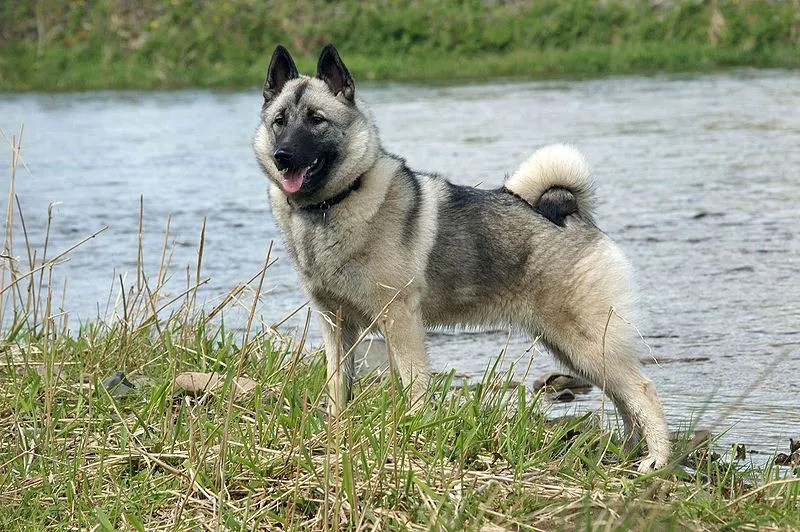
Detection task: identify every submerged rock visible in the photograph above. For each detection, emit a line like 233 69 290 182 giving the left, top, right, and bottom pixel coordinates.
533 372 592 394
774 452 800 467
732 443 747 461
550 389 576 403
775 438 800 467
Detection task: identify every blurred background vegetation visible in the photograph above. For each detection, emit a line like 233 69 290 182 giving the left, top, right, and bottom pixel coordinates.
1 0 799 90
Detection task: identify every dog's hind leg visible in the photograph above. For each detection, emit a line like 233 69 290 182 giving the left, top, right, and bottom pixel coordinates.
545 323 670 471
536 242 670 471
606 366 669 472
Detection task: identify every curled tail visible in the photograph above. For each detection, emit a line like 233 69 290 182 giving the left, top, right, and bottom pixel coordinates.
503 144 596 226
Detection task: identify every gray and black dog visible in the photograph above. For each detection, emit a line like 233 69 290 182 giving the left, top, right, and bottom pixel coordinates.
254 44 670 471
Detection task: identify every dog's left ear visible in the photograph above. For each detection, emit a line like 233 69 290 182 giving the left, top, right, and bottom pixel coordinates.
263 45 299 106
317 44 355 103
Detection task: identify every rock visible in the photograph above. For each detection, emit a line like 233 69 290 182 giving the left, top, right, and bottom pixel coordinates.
98 372 157 398
173 371 257 400
173 372 222 395
533 372 592 394
550 389 575 403
101 370 137 398
774 438 800 467
732 443 746 461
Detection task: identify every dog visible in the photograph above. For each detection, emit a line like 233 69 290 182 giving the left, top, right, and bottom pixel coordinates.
253 44 670 471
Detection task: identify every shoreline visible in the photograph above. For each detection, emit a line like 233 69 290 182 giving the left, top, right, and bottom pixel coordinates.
3 44 800 92
2 316 798 529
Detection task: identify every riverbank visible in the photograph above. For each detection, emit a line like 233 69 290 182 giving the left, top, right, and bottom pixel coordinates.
2 0 799 91
1 316 799 529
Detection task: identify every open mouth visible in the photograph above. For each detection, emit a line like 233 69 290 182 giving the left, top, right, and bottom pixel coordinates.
279 157 325 194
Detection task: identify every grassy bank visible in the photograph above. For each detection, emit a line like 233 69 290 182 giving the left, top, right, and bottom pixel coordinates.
1 0 800 91
1 137 799 530
3 317 800 530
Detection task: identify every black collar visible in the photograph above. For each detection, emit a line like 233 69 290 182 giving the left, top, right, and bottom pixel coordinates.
295 176 362 212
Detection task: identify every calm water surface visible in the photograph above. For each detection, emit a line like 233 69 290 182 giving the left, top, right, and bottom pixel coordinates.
1 70 798 456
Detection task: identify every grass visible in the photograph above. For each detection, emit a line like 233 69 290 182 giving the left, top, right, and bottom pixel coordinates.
1 132 799 529
2 0 800 91
4 43 800 92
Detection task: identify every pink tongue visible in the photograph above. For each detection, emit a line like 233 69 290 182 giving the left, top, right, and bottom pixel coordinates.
282 167 308 194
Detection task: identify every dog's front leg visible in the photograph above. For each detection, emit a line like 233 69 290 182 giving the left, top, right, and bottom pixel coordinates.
380 296 431 408
318 310 359 417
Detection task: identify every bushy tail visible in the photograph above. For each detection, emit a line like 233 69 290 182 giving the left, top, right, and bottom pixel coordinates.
504 144 596 225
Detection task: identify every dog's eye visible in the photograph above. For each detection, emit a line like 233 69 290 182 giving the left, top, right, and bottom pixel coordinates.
308 112 326 125
273 114 285 127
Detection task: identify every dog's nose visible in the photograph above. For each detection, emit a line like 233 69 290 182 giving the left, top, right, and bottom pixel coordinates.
273 148 294 169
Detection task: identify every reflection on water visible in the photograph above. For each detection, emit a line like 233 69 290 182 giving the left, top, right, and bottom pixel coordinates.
1 69 798 455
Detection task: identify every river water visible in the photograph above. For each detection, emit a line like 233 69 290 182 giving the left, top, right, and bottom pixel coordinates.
1 70 798 458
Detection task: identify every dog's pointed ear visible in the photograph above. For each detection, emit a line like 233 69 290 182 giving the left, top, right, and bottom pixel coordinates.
263 45 298 106
316 44 355 103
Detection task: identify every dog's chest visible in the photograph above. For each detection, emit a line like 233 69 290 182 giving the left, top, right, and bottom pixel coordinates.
280 212 366 288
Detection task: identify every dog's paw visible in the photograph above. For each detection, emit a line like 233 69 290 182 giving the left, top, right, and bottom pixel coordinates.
636 454 668 473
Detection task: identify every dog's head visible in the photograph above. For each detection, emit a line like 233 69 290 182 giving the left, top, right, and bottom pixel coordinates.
254 44 379 205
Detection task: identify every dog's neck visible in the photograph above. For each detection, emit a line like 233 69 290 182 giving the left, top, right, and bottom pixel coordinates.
289 176 363 212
